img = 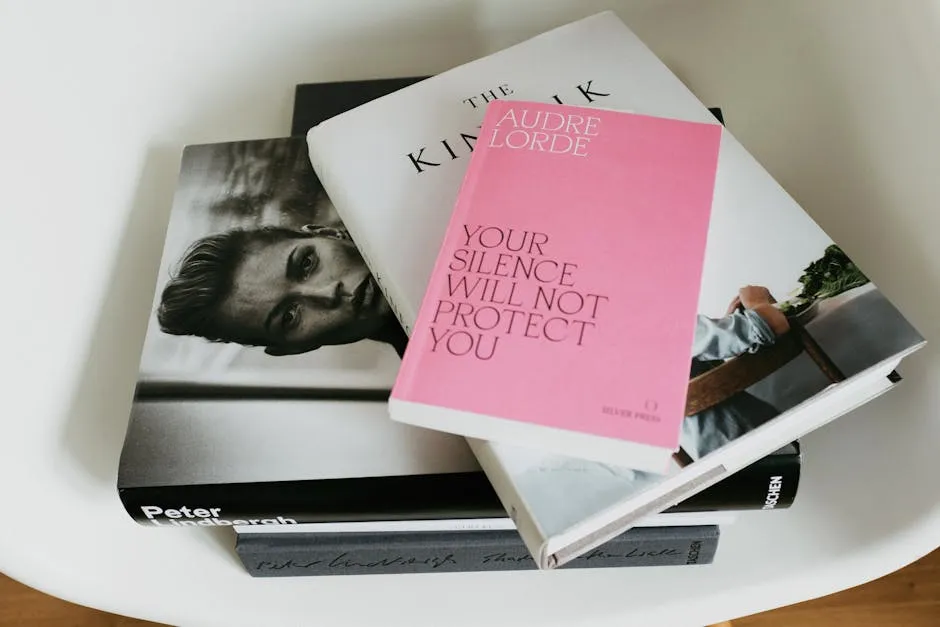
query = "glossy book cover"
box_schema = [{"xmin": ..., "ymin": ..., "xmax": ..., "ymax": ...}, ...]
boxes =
[{"xmin": 390, "ymin": 101, "xmax": 723, "ymax": 468}]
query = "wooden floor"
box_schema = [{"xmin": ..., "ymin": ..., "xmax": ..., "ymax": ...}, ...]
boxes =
[{"xmin": 1, "ymin": 549, "xmax": 938, "ymax": 626}]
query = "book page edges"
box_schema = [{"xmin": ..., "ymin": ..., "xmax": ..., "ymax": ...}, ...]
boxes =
[
  {"xmin": 232, "ymin": 510, "xmax": 739, "ymax": 534},
  {"xmin": 388, "ymin": 397, "xmax": 673, "ymax": 472}
]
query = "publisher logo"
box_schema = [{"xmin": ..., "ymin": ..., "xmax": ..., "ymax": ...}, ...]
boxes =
[
  {"xmin": 762, "ymin": 476, "xmax": 784, "ymax": 509},
  {"xmin": 601, "ymin": 403, "xmax": 661, "ymax": 423}
]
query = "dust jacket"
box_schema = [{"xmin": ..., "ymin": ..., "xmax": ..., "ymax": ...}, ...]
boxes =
[
  {"xmin": 390, "ymin": 101, "xmax": 723, "ymax": 470},
  {"xmin": 305, "ymin": 11, "xmax": 925, "ymax": 569}
]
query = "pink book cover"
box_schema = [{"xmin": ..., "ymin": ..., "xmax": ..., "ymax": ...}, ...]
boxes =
[{"xmin": 392, "ymin": 100, "xmax": 723, "ymax": 453}]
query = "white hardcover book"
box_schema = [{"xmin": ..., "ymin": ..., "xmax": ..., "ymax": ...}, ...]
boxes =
[{"xmin": 305, "ymin": 11, "xmax": 924, "ymax": 568}]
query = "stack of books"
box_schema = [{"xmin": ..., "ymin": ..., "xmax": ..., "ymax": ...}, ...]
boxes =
[{"xmin": 118, "ymin": 12, "xmax": 924, "ymax": 577}]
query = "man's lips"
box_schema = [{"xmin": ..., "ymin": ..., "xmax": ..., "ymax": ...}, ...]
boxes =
[{"xmin": 350, "ymin": 278, "xmax": 374, "ymax": 313}]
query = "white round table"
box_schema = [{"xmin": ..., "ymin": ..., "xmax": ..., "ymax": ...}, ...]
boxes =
[{"xmin": 1, "ymin": 2, "xmax": 937, "ymax": 625}]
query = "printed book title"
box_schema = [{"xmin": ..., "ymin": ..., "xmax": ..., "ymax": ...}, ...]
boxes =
[
  {"xmin": 486, "ymin": 106, "xmax": 601, "ymax": 157},
  {"xmin": 138, "ymin": 505, "xmax": 298, "ymax": 527},
  {"xmin": 405, "ymin": 79, "xmax": 611, "ymax": 173},
  {"xmin": 428, "ymin": 225, "xmax": 610, "ymax": 360}
]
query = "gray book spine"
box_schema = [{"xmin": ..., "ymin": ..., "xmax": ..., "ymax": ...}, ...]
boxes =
[{"xmin": 235, "ymin": 525, "xmax": 719, "ymax": 577}]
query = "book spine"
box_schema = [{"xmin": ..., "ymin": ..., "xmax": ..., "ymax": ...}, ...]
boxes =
[
  {"xmin": 673, "ymin": 443, "xmax": 801, "ymax": 512},
  {"xmin": 306, "ymin": 137, "xmax": 418, "ymax": 335},
  {"xmin": 117, "ymin": 471, "xmax": 503, "ymax": 528},
  {"xmin": 118, "ymin": 445, "xmax": 800, "ymax": 527},
  {"xmin": 235, "ymin": 526, "xmax": 719, "ymax": 577}
]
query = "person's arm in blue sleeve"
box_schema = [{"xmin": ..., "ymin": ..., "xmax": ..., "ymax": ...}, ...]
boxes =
[
  {"xmin": 692, "ymin": 286, "xmax": 791, "ymax": 360},
  {"xmin": 693, "ymin": 309, "xmax": 777, "ymax": 360}
]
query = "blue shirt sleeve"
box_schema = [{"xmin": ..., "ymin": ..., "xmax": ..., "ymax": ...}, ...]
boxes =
[{"xmin": 692, "ymin": 309, "xmax": 777, "ymax": 361}]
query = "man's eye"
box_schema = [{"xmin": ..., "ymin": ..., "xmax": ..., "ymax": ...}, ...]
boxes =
[
  {"xmin": 282, "ymin": 303, "xmax": 301, "ymax": 331},
  {"xmin": 300, "ymin": 251, "xmax": 318, "ymax": 278}
]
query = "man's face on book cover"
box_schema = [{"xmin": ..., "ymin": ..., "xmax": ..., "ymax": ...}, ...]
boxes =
[
  {"xmin": 157, "ymin": 138, "xmax": 399, "ymax": 356},
  {"xmin": 216, "ymin": 227, "xmax": 391, "ymax": 355}
]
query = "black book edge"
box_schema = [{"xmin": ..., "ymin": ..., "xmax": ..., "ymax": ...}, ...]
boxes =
[
  {"xmin": 291, "ymin": 76, "xmax": 429, "ymax": 136},
  {"xmin": 118, "ymin": 443, "xmax": 800, "ymax": 526},
  {"xmin": 290, "ymin": 76, "xmax": 724, "ymax": 135}
]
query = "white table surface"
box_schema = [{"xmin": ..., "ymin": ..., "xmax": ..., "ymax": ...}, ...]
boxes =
[{"xmin": 1, "ymin": 1, "xmax": 938, "ymax": 626}]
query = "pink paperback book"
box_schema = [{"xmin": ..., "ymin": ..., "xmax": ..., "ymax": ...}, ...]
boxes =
[{"xmin": 389, "ymin": 100, "xmax": 723, "ymax": 471}]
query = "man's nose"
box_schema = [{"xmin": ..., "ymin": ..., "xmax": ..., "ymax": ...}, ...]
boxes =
[{"xmin": 297, "ymin": 279, "xmax": 342, "ymax": 307}]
